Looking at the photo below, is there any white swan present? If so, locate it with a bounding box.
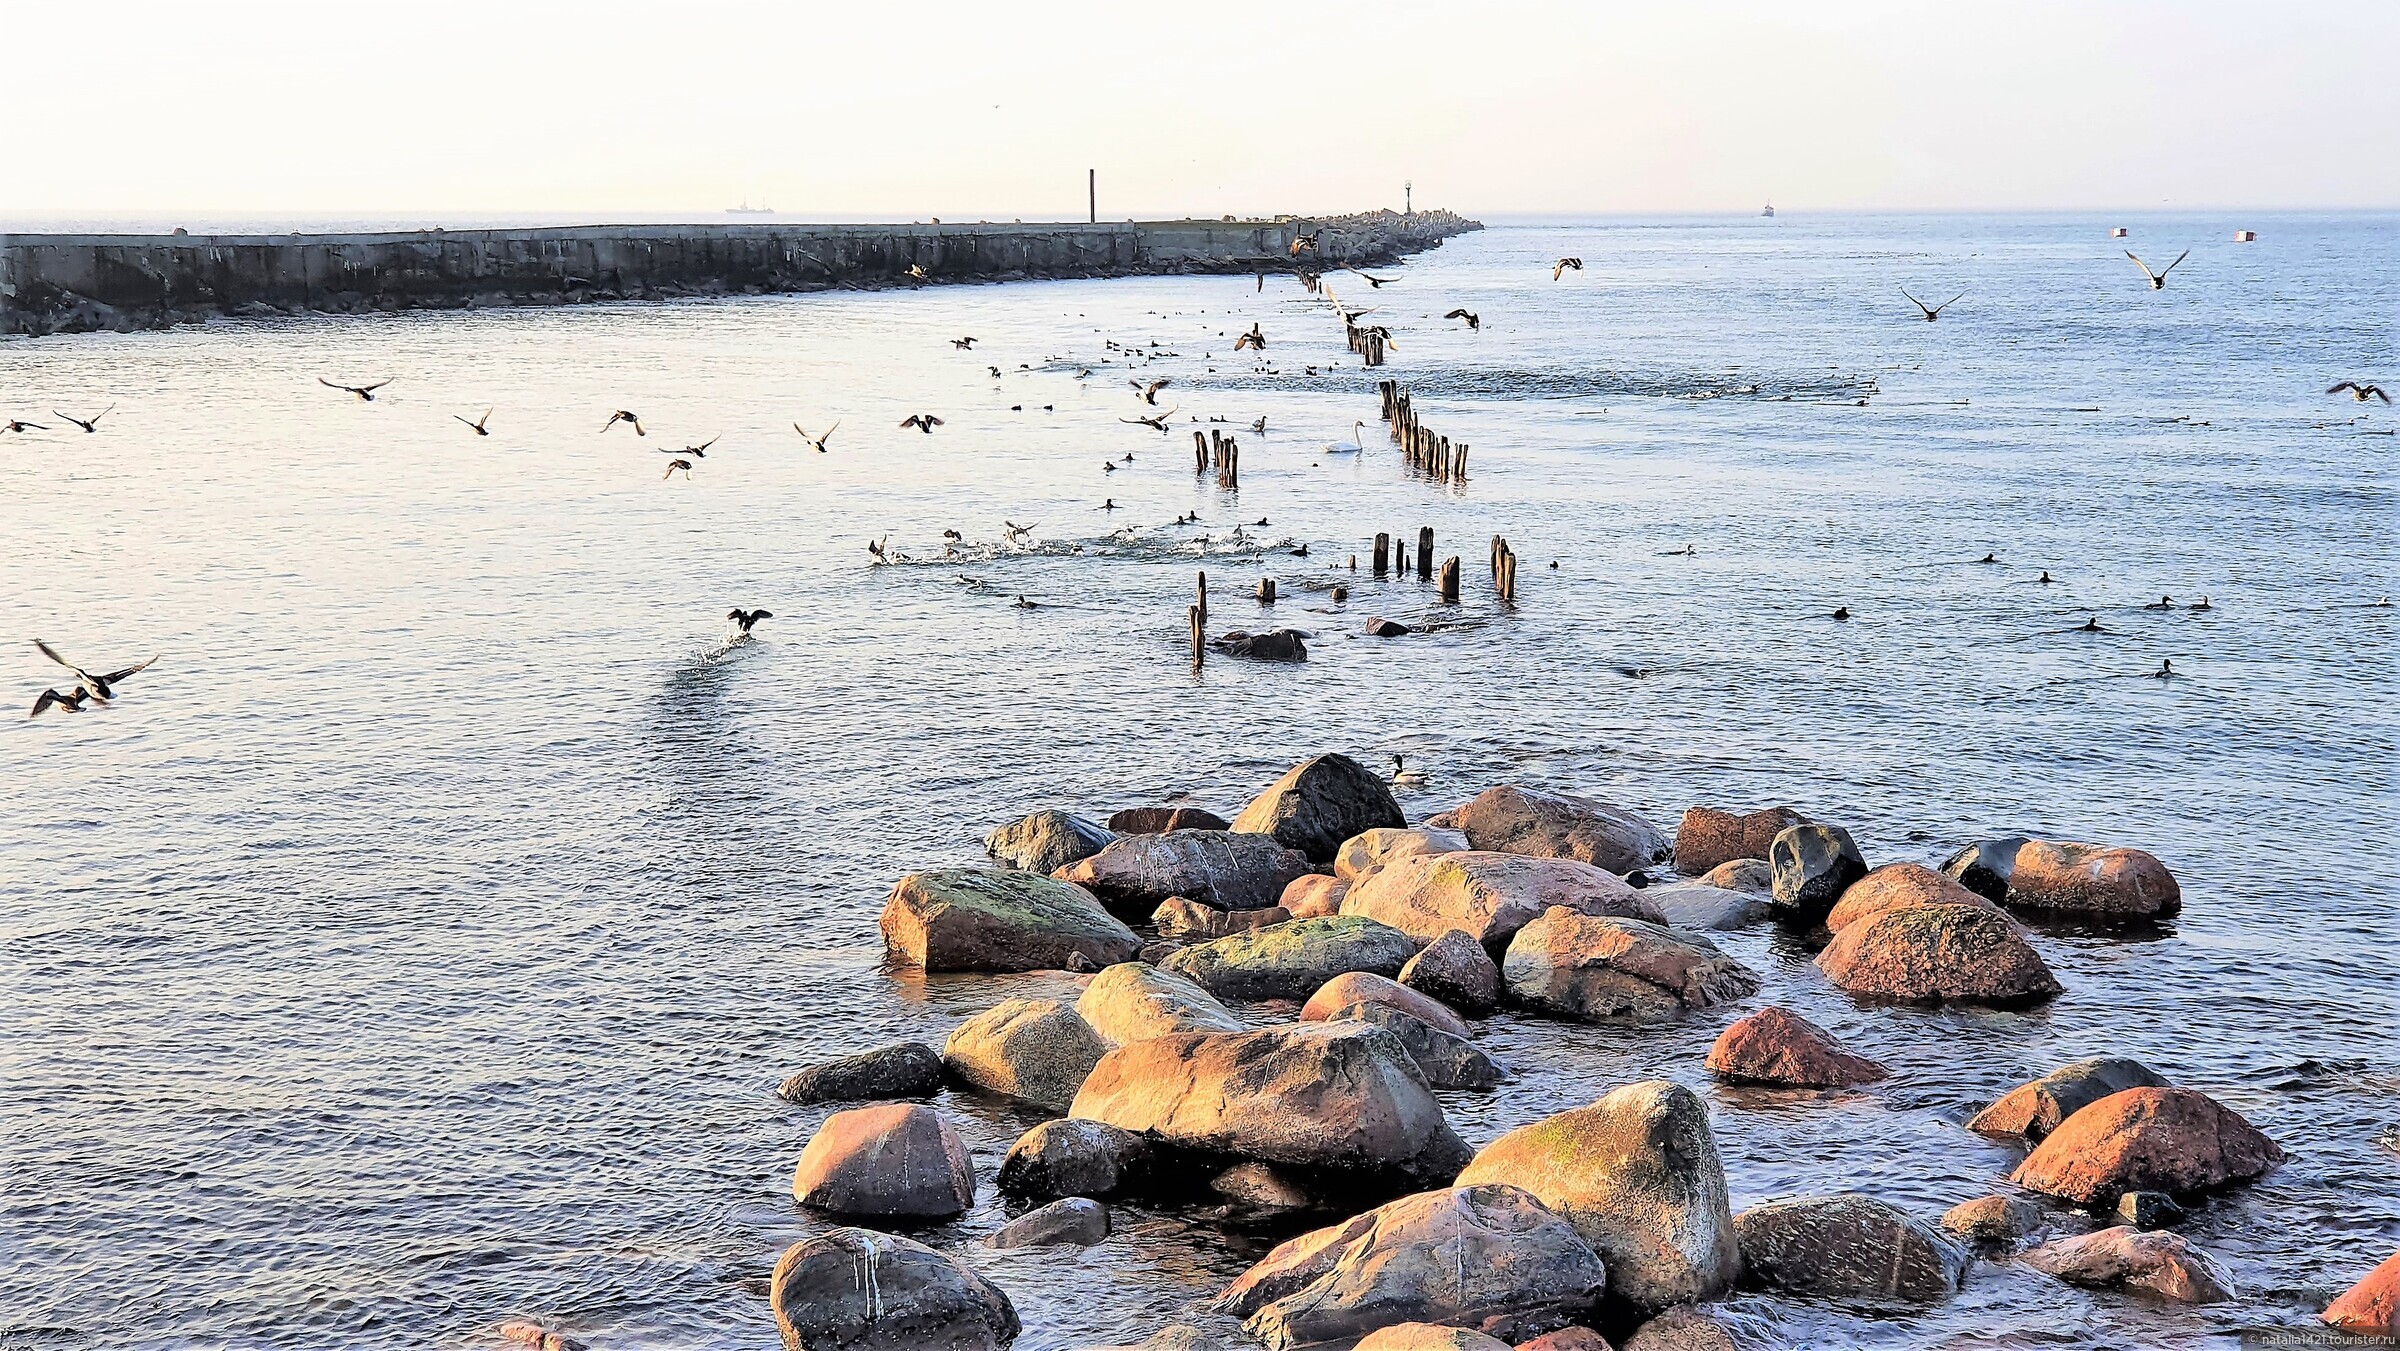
[1323,421,1368,455]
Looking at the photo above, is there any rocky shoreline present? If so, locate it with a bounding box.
[514,752,2392,1351]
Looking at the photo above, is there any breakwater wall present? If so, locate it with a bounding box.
[0,209,1478,337]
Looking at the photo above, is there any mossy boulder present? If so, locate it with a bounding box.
[880,867,1139,972]
[1163,915,1420,1002]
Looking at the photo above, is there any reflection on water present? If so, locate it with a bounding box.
[2,213,2396,1350]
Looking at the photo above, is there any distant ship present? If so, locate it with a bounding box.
[726,199,773,216]
[1761,203,1776,218]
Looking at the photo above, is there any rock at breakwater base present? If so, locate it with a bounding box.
[1209,629,1307,661]
[2008,1086,2284,1204]
[1733,1192,1969,1305]
[791,1103,977,1220]
[1056,830,1313,913]
[778,1041,945,1105]
[771,1227,1019,1351]
[1447,784,1671,873]
[1231,753,1407,863]
[1161,914,1419,1002]
[879,867,1139,972]
[1673,804,1810,875]
[984,809,1115,874]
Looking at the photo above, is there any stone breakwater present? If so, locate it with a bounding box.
[0,209,1478,336]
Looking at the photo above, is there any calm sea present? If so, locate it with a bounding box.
[3,214,2395,1350]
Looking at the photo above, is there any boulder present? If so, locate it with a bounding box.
[1967,1058,2172,1142]
[1503,910,1762,1023]
[1056,831,1313,913]
[2007,840,2182,918]
[1516,1329,1614,1351]
[1300,970,1469,1036]
[986,1196,1110,1249]
[1154,898,1291,939]
[779,1042,944,1105]
[1704,1007,1886,1087]
[1732,1193,1968,1305]
[2116,1190,2182,1229]
[1214,1184,1608,1350]
[1230,753,1407,863]
[1673,804,1809,875]
[1339,1004,1509,1090]
[942,999,1109,1112]
[1334,826,1470,885]
[791,1103,976,1219]
[1398,928,1504,1014]
[1108,806,1231,834]
[1697,858,1772,895]
[1210,628,1308,661]
[1940,836,2027,903]
[1447,785,1671,873]
[984,810,1115,874]
[1279,874,1348,919]
[1131,1325,1233,1351]
[1074,962,1244,1045]
[1211,1161,1316,1211]
[1940,1194,2042,1246]
[1356,1327,1511,1351]
[1620,1307,1738,1351]
[1364,618,1415,638]
[1069,1022,1470,1186]
[2021,1226,2236,1303]
[1343,850,1664,948]
[881,868,1141,973]
[1767,823,1868,914]
[1455,1080,1739,1312]
[2326,1250,2400,1334]
[2009,1086,2285,1204]
[1162,915,1419,1002]
[1644,884,1770,931]
[496,1321,581,1351]
[770,1227,1019,1351]
[1815,904,2062,1005]
[997,1118,1153,1200]
[1823,862,2006,934]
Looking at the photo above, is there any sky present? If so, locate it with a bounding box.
[5,0,2394,222]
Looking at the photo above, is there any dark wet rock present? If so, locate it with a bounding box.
[1941,835,2027,903]
[2009,1086,2285,1205]
[2022,1225,2236,1303]
[1366,617,1413,637]
[1823,861,2007,934]
[1941,1194,2043,1246]
[1704,1007,1886,1087]
[985,809,1116,874]
[1968,1057,2173,1142]
[1230,753,1407,863]
[791,1103,977,1219]
[1057,830,1314,913]
[1213,1183,1609,1351]
[1138,939,1184,964]
[997,1118,1154,1200]
[1209,628,1308,661]
[2115,1190,2182,1229]
[1279,874,1348,918]
[1108,806,1231,834]
[1645,883,1771,931]
[1162,914,1419,1002]
[1074,961,1244,1045]
[779,1041,944,1105]
[986,1196,1110,1249]
[1815,904,2062,1005]
[1132,1325,1235,1351]
[880,867,1141,972]
[1210,1160,1315,1211]
[1697,858,1773,895]
[1620,1306,1739,1351]
[1070,1022,1470,1187]
[1503,909,1762,1022]
[1673,804,1810,875]
[1448,784,1671,873]
[771,1227,1019,1350]
[1343,850,1664,948]
[2326,1250,2400,1334]
[1733,1192,1969,1305]
[941,998,1108,1112]
[1154,897,1291,939]
[1300,970,1468,1036]
[2007,839,2182,918]
[1397,928,1504,1014]
[1767,823,1868,915]
[1334,826,1471,886]
[1515,1328,1615,1351]
[1455,1080,1738,1312]
[1337,1004,1508,1090]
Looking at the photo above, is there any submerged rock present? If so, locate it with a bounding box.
[1230,753,1407,863]
[1074,962,1244,1045]
[2009,1086,2285,1204]
[997,1118,1154,1200]
[1822,861,2005,934]
[1108,806,1231,834]
[1815,904,2062,1005]
[1733,1192,1968,1305]
[1940,835,2027,903]
[1364,617,1414,638]
[779,1042,944,1105]
[1343,849,1664,947]
[1705,1007,1886,1087]
[1214,1183,1608,1350]
[941,998,1108,1112]
[1397,928,1504,1014]
[1698,858,1773,895]
[1967,1057,2172,1142]
[771,1227,1019,1351]
[1455,1080,1739,1312]
[2021,1226,2236,1303]
[2326,1250,2400,1334]
[1210,1160,1317,1211]
[1940,1194,2043,1246]
[1620,1307,1739,1351]
[1503,909,1762,1022]
[2007,840,2182,918]
[1162,915,1419,1002]
[1447,784,1671,873]
[1209,628,1308,661]
[1767,823,1868,915]
[791,1103,977,1219]
[1674,804,1810,875]
[880,867,1140,972]
[1057,830,1313,913]
[986,1196,1110,1249]
[984,810,1116,874]
[1300,969,1468,1035]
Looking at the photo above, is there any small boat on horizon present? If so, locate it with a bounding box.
[726,199,773,215]
[1762,203,1775,218]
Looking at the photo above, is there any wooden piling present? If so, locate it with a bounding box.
[1373,532,1389,575]
[1189,604,1203,668]
[1192,429,1208,472]
[1438,556,1461,602]
[1256,577,1275,604]
[1417,527,1434,580]
[1196,570,1208,624]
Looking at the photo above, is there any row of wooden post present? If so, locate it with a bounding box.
[1192,429,1240,487]
[1376,380,1466,482]
[1348,323,1388,367]
[1195,527,1518,667]
[1492,534,1518,604]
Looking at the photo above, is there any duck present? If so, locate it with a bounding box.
[1388,754,1428,788]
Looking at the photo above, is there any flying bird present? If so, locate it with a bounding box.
[455,409,493,436]
[661,459,693,479]
[53,404,114,433]
[795,421,839,451]
[1444,309,1480,331]
[2328,381,2391,404]
[1,419,48,434]
[900,415,944,434]
[904,264,930,281]
[1288,230,1320,256]
[1233,324,1266,352]
[33,639,157,703]
[1002,521,1037,543]
[30,687,90,718]
[1121,406,1178,431]
[1902,289,1966,321]
[867,535,891,561]
[677,437,719,458]
[952,337,978,349]
[604,410,645,436]
[319,378,392,401]
[1551,258,1583,281]
[726,608,773,636]
[2126,250,2190,290]
[1132,378,1172,405]
[1348,270,1398,288]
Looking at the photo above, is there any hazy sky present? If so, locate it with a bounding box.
[8,1,2394,220]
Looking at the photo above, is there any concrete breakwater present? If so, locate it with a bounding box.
[0,209,1478,336]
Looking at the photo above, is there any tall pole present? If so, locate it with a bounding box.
[1405,180,1412,215]
[1088,169,1096,224]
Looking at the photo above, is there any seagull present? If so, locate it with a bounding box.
[1233,324,1266,351]
[1289,230,1321,256]
[1122,406,1177,431]
[1133,378,1171,405]
[661,458,693,479]
[1902,289,1966,321]
[319,378,392,401]
[2328,381,2391,404]
[1444,309,1480,331]
[952,337,978,349]
[454,409,493,436]
[904,264,930,281]
[900,415,944,434]
[867,535,891,561]
[1323,421,1367,455]
[1388,754,1428,787]
[33,639,157,703]
[1002,521,1037,544]
[1552,257,1583,281]
[53,405,113,433]
[604,410,646,436]
[677,437,718,458]
[30,687,90,717]
[2126,250,2190,290]
[795,421,838,452]
[726,608,773,636]
[1,420,48,434]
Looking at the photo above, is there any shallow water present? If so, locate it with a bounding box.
[3,213,2396,1351]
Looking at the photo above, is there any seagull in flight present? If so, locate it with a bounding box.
[320,378,392,402]
[53,405,114,433]
[454,409,493,436]
[2328,381,2391,404]
[2126,249,2190,290]
[900,415,944,434]
[33,639,158,703]
[1121,406,1178,431]
[795,421,839,451]
[1444,309,1480,331]
[1551,257,1583,281]
[30,686,91,718]
[726,608,773,636]
[1902,289,1965,321]
[1132,378,1171,405]
[1233,324,1266,352]
[604,410,645,436]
